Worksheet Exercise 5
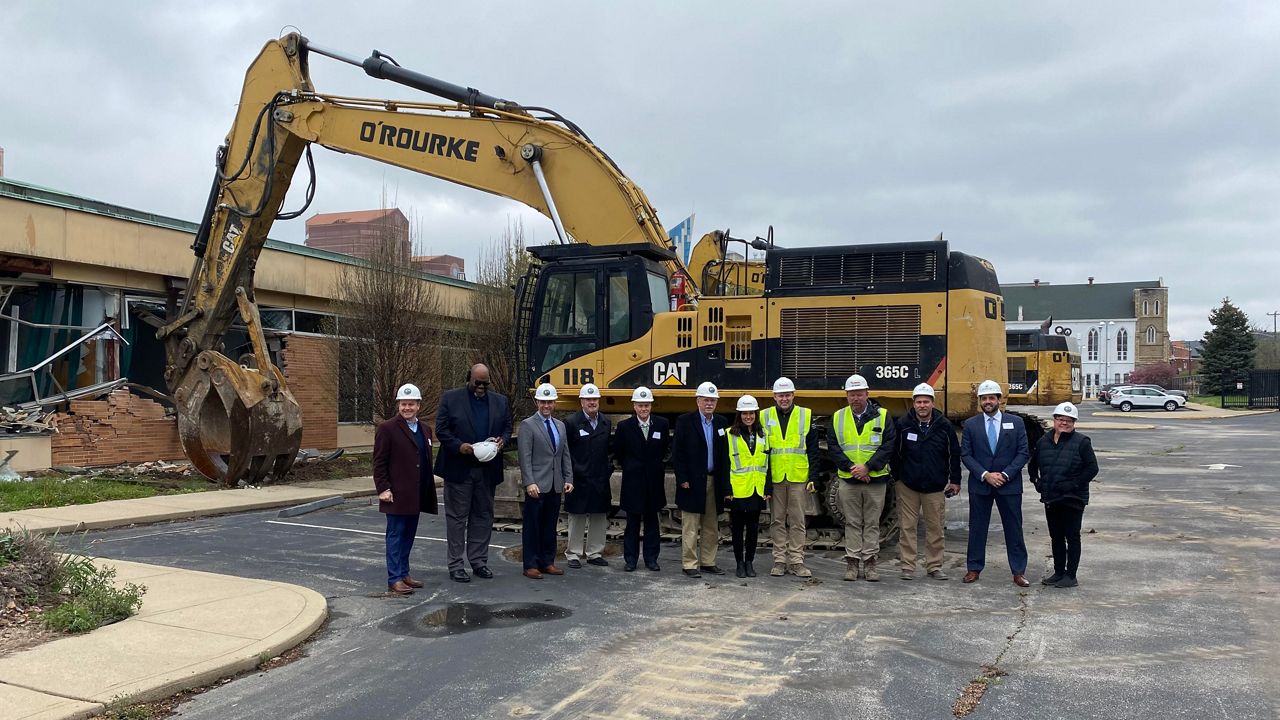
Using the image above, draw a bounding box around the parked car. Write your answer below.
[1098,384,1131,404]
[1109,387,1187,412]
[1126,383,1188,399]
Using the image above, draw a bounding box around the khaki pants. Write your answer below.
[565,512,608,560]
[837,480,887,562]
[897,484,946,571]
[681,478,721,569]
[769,481,808,564]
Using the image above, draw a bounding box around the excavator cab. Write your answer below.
[517,243,674,389]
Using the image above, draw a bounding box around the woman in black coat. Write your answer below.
[723,396,772,579]
[373,384,438,595]
[1031,402,1098,588]
[612,386,671,571]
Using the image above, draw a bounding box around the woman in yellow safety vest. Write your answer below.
[725,395,772,578]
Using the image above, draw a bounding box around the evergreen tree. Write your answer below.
[1200,298,1256,394]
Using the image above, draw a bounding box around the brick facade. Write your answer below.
[281,334,338,450]
[50,389,185,467]
[1134,286,1171,366]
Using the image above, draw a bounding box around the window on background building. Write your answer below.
[1143,300,1149,315]
[1116,328,1128,360]
[1123,373,1131,382]
[1087,328,1099,361]
[1155,300,1161,315]
[1115,373,1121,384]
[1146,325,1157,344]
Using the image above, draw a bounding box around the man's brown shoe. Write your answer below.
[402,576,424,588]
[1012,574,1030,587]
[388,580,414,595]
[541,565,565,576]
[962,571,980,583]
[523,568,543,580]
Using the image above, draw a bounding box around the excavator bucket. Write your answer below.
[171,350,302,486]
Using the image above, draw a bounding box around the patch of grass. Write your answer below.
[39,556,146,633]
[1190,395,1223,408]
[101,697,155,720]
[0,474,210,513]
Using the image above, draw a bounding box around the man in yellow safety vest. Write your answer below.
[761,377,820,578]
[827,374,897,582]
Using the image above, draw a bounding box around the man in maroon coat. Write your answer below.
[373,383,438,595]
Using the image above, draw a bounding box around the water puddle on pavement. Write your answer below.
[383,602,571,637]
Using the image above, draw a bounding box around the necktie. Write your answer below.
[987,417,998,454]
[545,418,557,451]
[640,423,649,439]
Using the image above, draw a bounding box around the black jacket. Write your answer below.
[826,399,897,483]
[563,411,613,514]
[612,415,671,514]
[672,411,731,514]
[892,409,961,493]
[1032,430,1099,508]
[434,386,512,487]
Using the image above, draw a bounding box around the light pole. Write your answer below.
[1099,321,1115,385]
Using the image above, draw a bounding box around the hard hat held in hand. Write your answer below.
[695,381,720,399]
[471,440,499,463]
[843,374,869,391]
[535,383,558,400]
[579,383,601,399]
[976,379,1003,397]
[772,377,796,394]
[396,383,422,401]
[631,386,654,402]
[736,395,760,412]
[1053,402,1079,420]
[912,382,935,398]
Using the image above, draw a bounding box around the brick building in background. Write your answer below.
[411,254,466,280]
[304,208,409,260]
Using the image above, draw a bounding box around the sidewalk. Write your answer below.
[0,476,377,534]
[0,559,327,720]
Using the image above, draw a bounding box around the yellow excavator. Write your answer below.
[173,33,1013,526]
[1004,328,1084,406]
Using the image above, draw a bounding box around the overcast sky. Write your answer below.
[4,2,1277,340]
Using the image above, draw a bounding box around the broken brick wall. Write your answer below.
[281,334,338,450]
[50,389,185,467]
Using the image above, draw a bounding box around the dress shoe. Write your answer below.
[624,562,637,572]
[388,580,414,595]
[1042,572,1064,586]
[567,558,583,569]
[541,565,565,576]
[962,570,980,583]
[744,561,757,578]
[789,563,812,578]
[472,566,494,579]
[523,568,543,580]
[645,562,661,572]
[735,561,746,578]
[402,576,424,588]
[771,562,787,577]
[700,565,726,575]
[683,568,702,578]
[450,569,471,583]
[1054,575,1078,588]
[1012,574,1030,588]
[587,556,609,567]
[927,568,949,581]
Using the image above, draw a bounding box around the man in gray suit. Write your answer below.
[518,383,574,579]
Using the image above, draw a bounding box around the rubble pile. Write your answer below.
[0,406,57,434]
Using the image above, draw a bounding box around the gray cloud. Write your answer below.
[4,1,1276,339]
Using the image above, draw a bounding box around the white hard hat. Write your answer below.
[631,386,654,403]
[736,395,760,412]
[579,383,601,399]
[396,383,422,401]
[912,383,936,398]
[772,377,796,394]
[976,380,1003,397]
[1053,401,1080,420]
[843,374,869,391]
[695,381,720,399]
[535,383,559,400]
[472,440,499,463]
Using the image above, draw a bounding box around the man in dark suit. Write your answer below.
[518,383,574,579]
[672,381,731,578]
[435,363,512,583]
[372,383,437,595]
[960,380,1032,587]
[613,386,671,571]
[563,384,613,568]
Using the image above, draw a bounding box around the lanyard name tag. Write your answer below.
[906,432,918,441]
[717,428,726,437]
[1002,423,1014,430]
[579,428,590,436]
[652,431,662,439]
[870,434,881,445]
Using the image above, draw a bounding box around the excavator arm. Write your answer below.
[165,33,687,485]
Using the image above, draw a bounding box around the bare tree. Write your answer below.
[469,217,534,418]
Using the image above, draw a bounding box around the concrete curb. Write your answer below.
[0,559,328,720]
[277,496,346,518]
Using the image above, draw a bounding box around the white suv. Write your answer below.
[1110,387,1186,412]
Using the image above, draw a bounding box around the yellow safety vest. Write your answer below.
[728,433,768,499]
[761,406,810,483]
[834,406,889,479]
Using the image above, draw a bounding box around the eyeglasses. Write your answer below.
[472,380,490,387]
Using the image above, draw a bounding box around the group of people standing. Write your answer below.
[371,364,1099,594]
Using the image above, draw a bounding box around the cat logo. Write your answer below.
[653,361,690,387]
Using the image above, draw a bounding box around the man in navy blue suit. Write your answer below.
[959,380,1032,587]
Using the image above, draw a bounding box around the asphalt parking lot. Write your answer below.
[82,405,1279,719]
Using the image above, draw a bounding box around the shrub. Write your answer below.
[40,556,146,633]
